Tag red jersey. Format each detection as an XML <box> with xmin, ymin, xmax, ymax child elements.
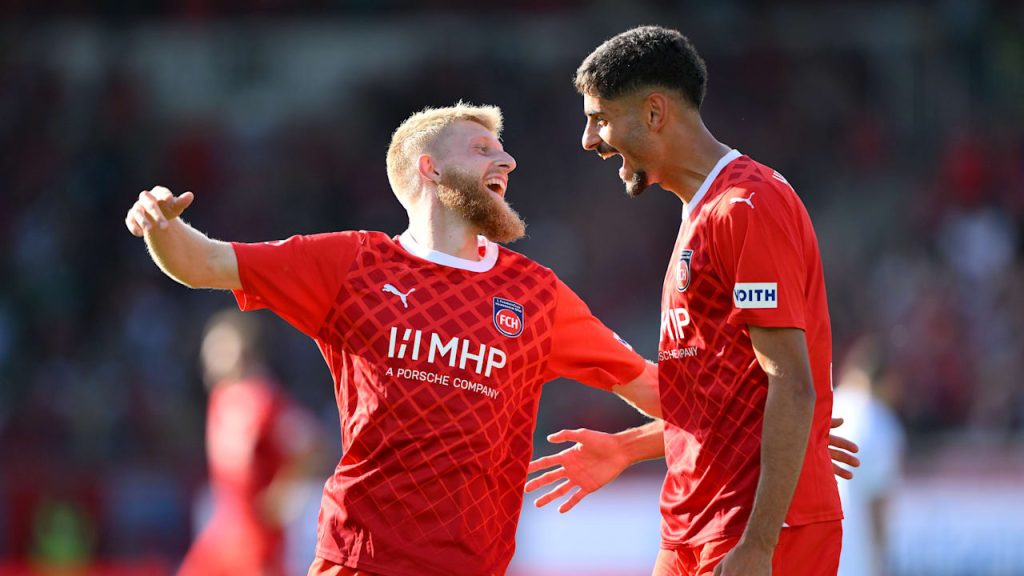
<box><xmin>658</xmin><ymin>150</ymin><xmax>842</xmax><ymax>547</ymax></box>
<box><xmin>231</xmin><ymin>230</ymin><xmax>644</xmax><ymax>576</ymax></box>
<box><xmin>206</xmin><ymin>378</ymin><xmax>303</xmax><ymax>503</ymax></box>
<box><xmin>180</xmin><ymin>378</ymin><xmax>312</xmax><ymax>576</ymax></box>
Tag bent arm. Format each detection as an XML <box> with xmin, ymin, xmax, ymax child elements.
<box><xmin>126</xmin><ymin>186</ymin><xmax>240</xmax><ymax>290</ymax></box>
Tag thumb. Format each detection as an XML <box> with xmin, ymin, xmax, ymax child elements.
<box><xmin>830</xmin><ymin>416</ymin><xmax>844</xmax><ymax>429</ymax></box>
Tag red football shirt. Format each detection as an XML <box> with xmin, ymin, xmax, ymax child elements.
<box><xmin>231</xmin><ymin>230</ymin><xmax>644</xmax><ymax>576</ymax></box>
<box><xmin>180</xmin><ymin>377</ymin><xmax>313</xmax><ymax>576</ymax></box>
<box><xmin>658</xmin><ymin>150</ymin><xmax>842</xmax><ymax>547</ymax></box>
<box><xmin>205</xmin><ymin>378</ymin><xmax>307</xmax><ymax>502</ymax></box>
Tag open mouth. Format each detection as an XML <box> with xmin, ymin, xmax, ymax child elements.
<box><xmin>484</xmin><ymin>177</ymin><xmax>507</xmax><ymax>196</ymax></box>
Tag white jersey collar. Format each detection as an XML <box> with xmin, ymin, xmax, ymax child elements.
<box><xmin>398</xmin><ymin>230</ymin><xmax>499</xmax><ymax>273</ymax></box>
<box><xmin>683</xmin><ymin>148</ymin><xmax>742</xmax><ymax>221</ymax></box>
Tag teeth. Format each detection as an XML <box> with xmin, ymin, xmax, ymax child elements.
<box><xmin>485</xmin><ymin>178</ymin><xmax>506</xmax><ymax>192</ymax></box>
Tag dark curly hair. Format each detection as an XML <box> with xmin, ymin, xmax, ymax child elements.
<box><xmin>575</xmin><ymin>26</ymin><xmax>707</xmax><ymax>109</ymax></box>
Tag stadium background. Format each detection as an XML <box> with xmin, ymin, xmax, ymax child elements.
<box><xmin>1</xmin><ymin>1</ymin><xmax>1022</xmax><ymax>574</ymax></box>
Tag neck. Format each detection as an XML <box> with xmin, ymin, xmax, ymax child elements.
<box><xmin>405</xmin><ymin>194</ymin><xmax>482</xmax><ymax>261</ymax></box>
<box><xmin>657</xmin><ymin>118</ymin><xmax>731</xmax><ymax>204</ymax></box>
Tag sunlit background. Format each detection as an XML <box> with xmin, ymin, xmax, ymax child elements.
<box><xmin>1</xmin><ymin>2</ymin><xmax>1022</xmax><ymax>575</ymax></box>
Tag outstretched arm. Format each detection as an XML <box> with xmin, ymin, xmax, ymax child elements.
<box><xmin>527</xmin><ymin>416</ymin><xmax>858</xmax><ymax>513</ymax></box>
<box><xmin>612</xmin><ymin>360</ymin><xmax>661</xmax><ymax>418</ymax></box>
<box><xmin>525</xmin><ymin>420</ymin><xmax>664</xmax><ymax>513</ymax></box>
<box><xmin>125</xmin><ymin>186</ymin><xmax>240</xmax><ymax>290</ymax></box>
<box><xmin>527</xmin><ymin>414</ymin><xmax>859</xmax><ymax>517</ymax></box>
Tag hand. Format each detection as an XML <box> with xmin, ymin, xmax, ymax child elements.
<box><xmin>828</xmin><ymin>417</ymin><xmax>861</xmax><ymax>480</ymax></box>
<box><xmin>525</xmin><ymin>428</ymin><xmax>630</xmax><ymax>513</ymax></box>
<box><xmin>713</xmin><ymin>540</ymin><xmax>773</xmax><ymax>576</ymax></box>
<box><xmin>125</xmin><ymin>186</ymin><xmax>194</xmax><ymax>237</ymax></box>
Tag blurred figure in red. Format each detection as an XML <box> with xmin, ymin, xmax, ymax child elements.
<box><xmin>178</xmin><ymin>309</ymin><xmax>321</xmax><ymax>576</ymax></box>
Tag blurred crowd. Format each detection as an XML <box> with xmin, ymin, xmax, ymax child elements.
<box><xmin>0</xmin><ymin>0</ymin><xmax>1022</xmax><ymax>569</ymax></box>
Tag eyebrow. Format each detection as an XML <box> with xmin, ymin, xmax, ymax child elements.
<box><xmin>471</xmin><ymin>135</ymin><xmax>502</xmax><ymax>148</ymax></box>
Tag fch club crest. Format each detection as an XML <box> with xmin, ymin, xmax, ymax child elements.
<box><xmin>677</xmin><ymin>249</ymin><xmax>693</xmax><ymax>292</ymax></box>
<box><xmin>493</xmin><ymin>297</ymin><xmax>525</xmax><ymax>338</ymax></box>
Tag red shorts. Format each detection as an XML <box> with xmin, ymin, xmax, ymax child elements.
<box><xmin>306</xmin><ymin>557</ymin><xmax>382</xmax><ymax>576</ymax></box>
<box><xmin>652</xmin><ymin>520</ymin><xmax>842</xmax><ymax>576</ymax></box>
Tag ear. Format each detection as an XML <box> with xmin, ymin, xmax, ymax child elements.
<box><xmin>417</xmin><ymin>154</ymin><xmax>440</xmax><ymax>184</ymax></box>
<box><xmin>644</xmin><ymin>92</ymin><xmax>670</xmax><ymax>132</ymax></box>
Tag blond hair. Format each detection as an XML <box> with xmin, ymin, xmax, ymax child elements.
<box><xmin>386</xmin><ymin>102</ymin><xmax>503</xmax><ymax>203</ymax></box>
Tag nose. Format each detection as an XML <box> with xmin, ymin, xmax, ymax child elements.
<box><xmin>581</xmin><ymin>121</ymin><xmax>601</xmax><ymax>151</ymax></box>
<box><xmin>497</xmin><ymin>150</ymin><xmax>517</xmax><ymax>173</ymax></box>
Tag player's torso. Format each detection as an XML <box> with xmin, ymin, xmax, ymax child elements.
<box><xmin>313</xmin><ymin>233</ymin><xmax>557</xmax><ymax>574</ymax></box>
<box><xmin>207</xmin><ymin>379</ymin><xmax>282</xmax><ymax>498</ymax></box>
<box><xmin>658</xmin><ymin>182</ymin><xmax>764</xmax><ymax>442</ymax></box>
<box><xmin>656</xmin><ymin>155</ymin><xmax>842</xmax><ymax>545</ymax></box>
<box><xmin>656</xmin><ymin>156</ymin><xmax>774</xmax><ymax>545</ymax></box>
<box><xmin>321</xmin><ymin>236</ymin><xmax>555</xmax><ymax>457</ymax></box>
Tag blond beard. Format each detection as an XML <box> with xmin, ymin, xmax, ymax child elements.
<box><xmin>436</xmin><ymin>168</ymin><xmax>526</xmax><ymax>244</ymax></box>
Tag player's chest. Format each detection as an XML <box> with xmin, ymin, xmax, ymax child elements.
<box><xmin>326</xmin><ymin>260</ymin><xmax>554</xmax><ymax>367</ymax></box>
<box><xmin>661</xmin><ymin>220</ymin><xmax>729</xmax><ymax>314</ymax></box>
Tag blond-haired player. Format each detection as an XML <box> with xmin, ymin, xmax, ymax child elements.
<box><xmin>127</xmin><ymin>102</ymin><xmax>857</xmax><ymax>576</ymax></box>
<box><xmin>127</xmin><ymin>103</ymin><xmax>659</xmax><ymax>576</ymax></box>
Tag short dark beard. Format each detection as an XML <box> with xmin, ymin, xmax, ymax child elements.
<box><xmin>597</xmin><ymin>142</ymin><xmax>650</xmax><ymax>197</ymax></box>
<box><xmin>436</xmin><ymin>168</ymin><xmax>526</xmax><ymax>244</ymax></box>
<box><xmin>625</xmin><ymin>170</ymin><xmax>649</xmax><ymax>197</ymax></box>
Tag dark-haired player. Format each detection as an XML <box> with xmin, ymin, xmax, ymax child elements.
<box><xmin>531</xmin><ymin>26</ymin><xmax>844</xmax><ymax>576</ymax></box>
<box><xmin>128</xmin><ymin>99</ymin><xmax>855</xmax><ymax>576</ymax></box>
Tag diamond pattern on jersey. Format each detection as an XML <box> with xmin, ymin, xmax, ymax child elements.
<box><xmin>314</xmin><ymin>233</ymin><xmax>557</xmax><ymax>575</ymax></box>
<box><xmin>657</xmin><ymin>157</ymin><xmax>840</xmax><ymax>547</ymax></box>
<box><xmin>659</xmin><ymin>197</ymin><xmax>768</xmax><ymax>545</ymax></box>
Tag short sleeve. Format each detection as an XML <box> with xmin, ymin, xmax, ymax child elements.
<box><xmin>714</xmin><ymin>182</ymin><xmax>808</xmax><ymax>330</ymax></box>
<box><xmin>546</xmin><ymin>279</ymin><xmax>646</xmax><ymax>390</ymax></box>
<box><xmin>232</xmin><ymin>231</ymin><xmax>363</xmax><ymax>337</ymax></box>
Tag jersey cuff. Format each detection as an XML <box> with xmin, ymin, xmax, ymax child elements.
<box><xmin>727</xmin><ymin>311</ymin><xmax>806</xmax><ymax>330</ymax></box>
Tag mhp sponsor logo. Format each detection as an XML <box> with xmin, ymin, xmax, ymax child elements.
<box><xmin>493</xmin><ymin>297</ymin><xmax>525</xmax><ymax>338</ymax></box>
<box><xmin>733</xmin><ymin>283</ymin><xmax>778</xmax><ymax>309</ymax></box>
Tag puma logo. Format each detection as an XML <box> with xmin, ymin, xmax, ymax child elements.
<box><xmin>729</xmin><ymin>192</ymin><xmax>755</xmax><ymax>209</ymax></box>
<box><xmin>382</xmin><ymin>284</ymin><xmax>416</xmax><ymax>309</ymax></box>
